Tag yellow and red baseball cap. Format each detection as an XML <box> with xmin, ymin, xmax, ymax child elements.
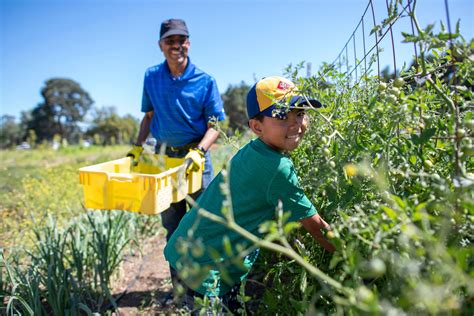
<box><xmin>246</xmin><ymin>76</ymin><xmax>322</xmax><ymax>119</ymax></box>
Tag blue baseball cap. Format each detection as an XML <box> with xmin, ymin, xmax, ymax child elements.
<box><xmin>247</xmin><ymin>76</ymin><xmax>322</xmax><ymax>119</ymax></box>
<box><xmin>160</xmin><ymin>19</ymin><xmax>189</xmax><ymax>40</ymax></box>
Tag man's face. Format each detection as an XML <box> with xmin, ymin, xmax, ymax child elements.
<box><xmin>159</xmin><ymin>35</ymin><xmax>190</xmax><ymax>65</ymax></box>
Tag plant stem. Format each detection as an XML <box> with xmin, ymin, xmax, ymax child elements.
<box><xmin>194</xmin><ymin>206</ymin><xmax>351</xmax><ymax>296</ymax></box>
<box><xmin>426</xmin><ymin>78</ymin><xmax>456</xmax><ymax>112</ymax></box>
<box><xmin>408</xmin><ymin>4</ymin><xmax>428</xmax><ymax>76</ymax></box>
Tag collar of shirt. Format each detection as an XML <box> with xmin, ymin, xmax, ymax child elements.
<box><xmin>164</xmin><ymin>57</ymin><xmax>195</xmax><ymax>81</ymax></box>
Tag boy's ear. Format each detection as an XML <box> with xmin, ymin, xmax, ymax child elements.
<box><xmin>248</xmin><ymin>119</ymin><xmax>263</xmax><ymax>136</ymax></box>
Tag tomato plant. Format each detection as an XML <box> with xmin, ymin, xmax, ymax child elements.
<box><xmin>253</xmin><ymin>22</ymin><xmax>473</xmax><ymax>316</ymax></box>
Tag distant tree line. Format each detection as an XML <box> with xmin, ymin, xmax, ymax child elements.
<box><xmin>0</xmin><ymin>78</ymin><xmax>251</xmax><ymax>149</ymax></box>
<box><xmin>0</xmin><ymin>78</ymin><xmax>141</xmax><ymax>149</ymax></box>
<box><xmin>222</xmin><ymin>81</ymin><xmax>251</xmax><ymax>135</ymax></box>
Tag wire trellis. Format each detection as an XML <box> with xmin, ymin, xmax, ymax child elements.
<box><xmin>328</xmin><ymin>0</ymin><xmax>457</xmax><ymax>87</ymax></box>
<box><xmin>323</xmin><ymin>0</ymin><xmax>469</xmax><ymax>184</ymax></box>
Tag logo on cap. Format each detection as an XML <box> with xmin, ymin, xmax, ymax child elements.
<box><xmin>277</xmin><ymin>81</ymin><xmax>292</xmax><ymax>91</ymax></box>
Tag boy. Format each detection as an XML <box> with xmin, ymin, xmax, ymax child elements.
<box><xmin>164</xmin><ymin>76</ymin><xmax>335</xmax><ymax>313</ymax></box>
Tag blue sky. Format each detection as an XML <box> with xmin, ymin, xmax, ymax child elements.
<box><xmin>1</xmin><ymin>0</ymin><xmax>472</xmax><ymax>121</ymax></box>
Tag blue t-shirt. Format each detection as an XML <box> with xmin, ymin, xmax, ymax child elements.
<box><xmin>141</xmin><ymin>58</ymin><xmax>225</xmax><ymax>147</ymax></box>
<box><xmin>164</xmin><ymin>138</ymin><xmax>317</xmax><ymax>296</ymax></box>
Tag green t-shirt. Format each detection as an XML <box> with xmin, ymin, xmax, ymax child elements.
<box><xmin>164</xmin><ymin>138</ymin><xmax>317</xmax><ymax>296</ymax></box>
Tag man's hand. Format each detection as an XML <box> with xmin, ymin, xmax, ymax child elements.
<box><xmin>127</xmin><ymin>145</ymin><xmax>144</xmax><ymax>166</ymax></box>
<box><xmin>184</xmin><ymin>147</ymin><xmax>205</xmax><ymax>173</ymax></box>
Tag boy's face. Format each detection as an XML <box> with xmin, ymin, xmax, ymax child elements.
<box><xmin>249</xmin><ymin>109</ymin><xmax>308</xmax><ymax>152</ymax></box>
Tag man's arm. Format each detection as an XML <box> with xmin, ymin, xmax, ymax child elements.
<box><xmin>135</xmin><ymin>111</ymin><xmax>154</xmax><ymax>145</ymax></box>
<box><xmin>300</xmin><ymin>214</ymin><xmax>336</xmax><ymax>253</ymax></box>
<box><xmin>196</xmin><ymin>125</ymin><xmax>220</xmax><ymax>152</ymax></box>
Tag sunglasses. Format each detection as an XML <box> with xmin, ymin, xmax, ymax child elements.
<box><xmin>162</xmin><ymin>37</ymin><xmax>188</xmax><ymax>46</ymax></box>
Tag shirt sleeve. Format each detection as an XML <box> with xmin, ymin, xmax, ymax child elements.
<box><xmin>266</xmin><ymin>159</ymin><xmax>317</xmax><ymax>222</ymax></box>
<box><xmin>141</xmin><ymin>75</ymin><xmax>153</xmax><ymax>113</ymax></box>
<box><xmin>203</xmin><ymin>77</ymin><xmax>226</xmax><ymax>123</ymax></box>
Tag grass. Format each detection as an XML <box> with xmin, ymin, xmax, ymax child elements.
<box><xmin>0</xmin><ymin>141</ymin><xmax>241</xmax><ymax>314</ymax></box>
<box><xmin>0</xmin><ymin>140</ymin><xmax>240</xmax><ymax>251</ymax></box>
<box><xmin>0</xmin><ymin>145</ymin><xmax>129</xmax><ymax>250</ymax></box>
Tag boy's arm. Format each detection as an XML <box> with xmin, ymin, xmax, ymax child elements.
<box><xmin>300</xmin><ymin>214</ymin><xmax>336</xmax><ymax>253</ymax></box>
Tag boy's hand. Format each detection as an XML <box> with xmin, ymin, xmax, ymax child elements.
<box><xmin>300</xmin><ymin>214</ymin><xmax>336</xmax><ymax>253</ymax></box>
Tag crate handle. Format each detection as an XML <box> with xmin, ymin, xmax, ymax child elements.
<box><xmin>109</xmin><ymin>175</ymin><xmax>135</xmax><ymax>182</ymax></box>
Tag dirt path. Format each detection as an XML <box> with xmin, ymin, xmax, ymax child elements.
<box><xmin>112</xmin><ymin>232</ymin><xmax>177</xmax><ymax>315</ymax></box>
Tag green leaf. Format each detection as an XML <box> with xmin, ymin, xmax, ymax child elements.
<box><xmin>415</xmin><ymin>202</ymin><xmax>428</xmax><ymax>212</ymax></box>
<box><xmin>283</xmin><ymin>222</ymin><xmax>301</xmax><ymax>234</ymax></box>
<box><xmin>401</xmin><ymin>31</ymin><xmax>419</xmax><ymax>43</ymax></box>
<box><xmin>424</xmin><ymin>23</ymin><xmax>435</xmax><ymax>34</ymax></box>
<box><xmin>419</xmin><ymin>128</ymin><xmax>436</xmax><ymax>144</ymax></box>
<box><xmin>330</xmin><ymin>255</ymin><xmax>343</xmax><ymax>269</ymax></box>
<box><xmin>411</xmin><ymin>134</ymin><xmax>420</xmax><ymax>145</ymax></box>
<box><xmin>381</xmin><ymin>205</ymin><xmax>397</xmax><ymax>220</ymax></box>
<box><xmin>300</xmin><ymin>269</ymin><xmax>307</xmax><ymax>294</ymax></box>
<box><xmin>391</xmin><ymin>195</ymin><xmax>406</xmax><ymax>209</ymax></box>
<box><xmin>222</xmin><ymin>236</ymin><xmax>233</xmax><ymax>256</ymax></box>
<box><xmin>412</xmin><ymin>211</ymin><xmax>434</xmax><ymax>222</ymax></box>
<box><xmin>370</xmin><ymin>25</ymin><xmax>381</xmax><ymax>36</ymax></box>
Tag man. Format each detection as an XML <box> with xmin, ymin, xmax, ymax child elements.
<box><xmin>127</xmin><ymin>18</ymin><xmax>226</xmax><ymax>294</ymax></box>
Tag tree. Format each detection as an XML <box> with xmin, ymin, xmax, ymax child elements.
<box><xmin>27</xmin><ymin>78</ymin><xmax>93</xmax><ymax>142</ymax></box>
<box><xmin>86</xmin><ymin>106</ymin><xmax>139</xmax><ymax>145</ymax></box>
<box><xmin>221</xmin><ymin>81</ymin><xmax>251</xmax><ymax>134</ymax></box>
<box><xmin>0</xmin><ymin>115</ymin><xmax>22</xmax><ymax>149</ymax></box>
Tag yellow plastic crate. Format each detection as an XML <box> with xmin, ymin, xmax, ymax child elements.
<box><xmin>78</xmin><ymin>154</ymin><xmax>203</xmax><ymax>215</ymax></box>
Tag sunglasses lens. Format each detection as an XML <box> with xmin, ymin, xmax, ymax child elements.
<box><xmin>165</xmin><ymin>38</ymin><xmax>187</xmax><ymax>45</ymax></box>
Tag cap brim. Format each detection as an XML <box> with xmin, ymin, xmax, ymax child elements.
<box><xmin>289</xmin><ymin>95</ymin><xmax>322</xmax><ymax>109</ymax></box>
<box><xmin>160</xmin><ymin>30</ymin><xmax>189</xmax><ymax>39</ymax></box>
<box><xmin>257</xmin><ymin>96</ymin><xmax>322</xmax><ymax>118</ymax></box>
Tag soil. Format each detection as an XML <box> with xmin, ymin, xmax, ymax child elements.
<box><xmin>111</xmin><ymin>232</ymin><xmax>179</xmax><ymax>315</ymax></box>
<box><xmin>110</xmin><ymin>231</ymin><xmax>265</xmax><ymax>316</ymax></box>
